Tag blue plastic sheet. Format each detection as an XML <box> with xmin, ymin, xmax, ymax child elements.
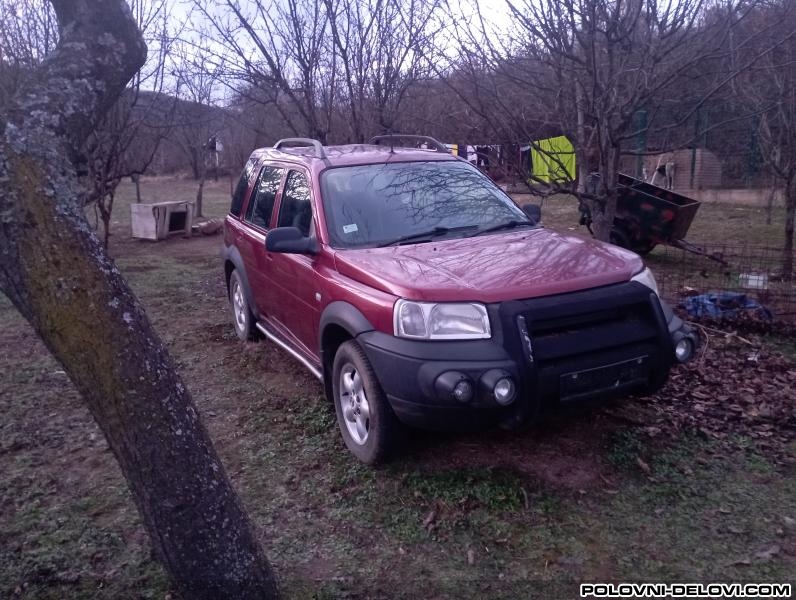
<box><xmin>680</xmin><ymin>292</ymin><xmax>772</xmax><ymax>320</ymax></box>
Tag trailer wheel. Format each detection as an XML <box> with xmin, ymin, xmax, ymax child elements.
<box><xmin>630</xmin><ymin>240</ymin><xmax>657</xmax><ymax>255</ymax></box>
<box><xmin>609</xmin><ymin>226</ymin><xmax>631</xmax><ymax>250</ymax></box>
<box><xmin>611</xmin><ymin>225</ymin><xmax>656</xmax><ymax>255</ymax></box>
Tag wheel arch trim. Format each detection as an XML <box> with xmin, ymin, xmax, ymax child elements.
<box><xmin>319</xmin><ymin>301</ymin><xmax>376</xmax><ymax>399</ymax></box>
<box><xmin>221</xmin><ymin>245</ymin><xmax>259</xmax><ymax>319</ymax></box>
<box><xmin>319</xmin><ymin>301</ymin><xmax>375</xmax><ymax>342</ymax></box>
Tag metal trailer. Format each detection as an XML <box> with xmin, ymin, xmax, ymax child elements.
<box><xmin>609</xmin><ymin>173</ymin><xmax>706</xmax><ymax>258</ymax></box>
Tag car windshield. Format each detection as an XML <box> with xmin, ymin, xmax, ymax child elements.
<box><xmin>320</xmin><ymin>161</ymin><xmax>530</xmax><ymax>248</ymax></box>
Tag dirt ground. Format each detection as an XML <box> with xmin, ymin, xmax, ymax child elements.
<box><xmin>1</xmin><ymin>177</ymin><xmax>795</xmax><ymax>599</ymax></box>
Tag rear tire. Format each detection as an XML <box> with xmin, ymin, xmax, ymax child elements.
<box><xmin>610</xmin><ymin>225</ymin><xmax>656</xmax><ymax>255</ymax></box>
<box><xmin>332</xmin><ymin>340</ymin><xmax>401</xmax><ymax>464</ymax></box>
<box><xmin>229</xmin><ymin>270</ymin><xmax>258</xmax><ymax>341</ymax></box>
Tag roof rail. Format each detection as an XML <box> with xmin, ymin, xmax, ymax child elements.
<box><xmin>273</xmin><ymin>138</ymin><xmax>326</xmax><ymax>159</ymax></box>
<box><xmin>369</xmin><ymin>134</ymin><xmax>450</xmax><ymax>154</ymax></box>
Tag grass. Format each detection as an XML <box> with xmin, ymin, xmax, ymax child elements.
<box><xmin>1</xmin><ymin>176</ymin><xmax>794</xmax><ymax>598</ymax></box>
<box><xmin>402</xmin><ymin>468</ymin><xmax>526</xmax><ymax>511</ymax></box>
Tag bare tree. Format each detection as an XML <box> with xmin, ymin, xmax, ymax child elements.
<box><xmin>1</xmin><ymin>0</ymin><xmax>179</xmax><ymax>247</ymax></box>
<box><xmin>191</xmin><ymin>0</ymin><xmax>333</xmax><ymax>141</ymax></box>
<box><xmin>169</xmin><ymin>37</ymin><xmax>227</xmax><ymax>217</ymax></box>
<box><xmin>732</xmin><ymin>1</ymin><xmax>796</xmax><ymax>278</ymax></box>
<box><xmin>0</xmin><ymin>0</ymin><xmax>59</xmax><ymax>106</ymax></box>
<box><xmin>0</xmin><ymin>0</ymin><xmax>278</xmax><ymax>597</ymax></box>
<box><xmin>192</xmin><ymin>0</ymin><xmax>441</xmax><ymax>144</ymax></box>
<box><xmin>85</xmin><ymin>0</ymin><xmax>177</xmax><ymax>246</ymax></box>
<box><xmin>443</xmin><ymin>0</ymin><xmax>774</xmax><ymax>241</ymax></box>
<box><xmin>322</xmin><ymin>0</ymin><xmax>442</xmax><ymax>141</ymax></box>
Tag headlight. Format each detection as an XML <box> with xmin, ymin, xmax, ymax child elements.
<box><xmin>393</xmin><ymin>300</ymin><xmax>491</xmax><ymax>340</ymax></box>
<box><xmin>631</xmin><ymin>267</ymin><xmax>659</xmax><ymax>296</ymax></box>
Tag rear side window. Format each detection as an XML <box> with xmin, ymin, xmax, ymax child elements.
<box><xmin>244</xmin><ymin>166</ymin><xmax>285</xmax><ymax>229</ymax></box>
<box><xmin>229</xmin><ymin>157</ymin><xmax>258</xmax><ymax>217</ymax></box>
<box><xmin>277</xmin><ymin>170</ymin><xmax>312</xmax><ymax>237</ymax></box>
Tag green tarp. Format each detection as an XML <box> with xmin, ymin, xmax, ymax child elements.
<box><xmin>531</xmin><ymin>135</ymin><xmax>576</xmax><ymax>183</ymax></box>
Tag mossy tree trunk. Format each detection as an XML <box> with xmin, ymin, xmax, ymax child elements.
<box><xmin>0</xmin><ymin>1</ymin><xmax>278</xmax><ymax>598</ymax></box>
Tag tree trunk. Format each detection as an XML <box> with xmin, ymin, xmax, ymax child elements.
<box><xmin>783</xmin><ymin>172</ymin><xmax>795</xmax><ymax>281</ymax></box>
<box><xmin>190</xmin><ymin>147</ymin><xmax>201</xmax><ymax>180</ymax></box>
<box><xmin>196</xmin><ymin>174</ymin><xmax>205</xmax><ymax>219</ymax></box>
<box><xmin>0</xmin><ymin>1</ymin><xmax>278</xmax><ymax>598</ymax></box>
<box><xmin>574</xmin><ymin>80</ymin><xmax>589</xmax><ymax>196</ymax></box>
<box><xmin>591</xmin><ymin>193</ymin><xmax>615</xmax><ymax>241</ymax></box>
<box><xmin>98</xmin><ymin>190</ymin><xmax>115</xmax><ymax>249</ymax></box>
<box><xmin>590</xmin><ymin>145</ymin><xmax>621</xmax><ymax>242</ymax></box>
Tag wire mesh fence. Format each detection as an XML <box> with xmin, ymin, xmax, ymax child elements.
<box><xmin>647</xmin><ymin>244</ymin><xmax>796</xmax><ymax>322</ymax></box>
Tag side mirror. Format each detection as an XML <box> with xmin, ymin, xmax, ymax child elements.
<box><xmin>265</xmin><ymin>227</ymin><xmax>317</xmax><ymax>254</ymax></box>
<box><xmin>522</xmin><ymin>203</ymin><xmax>542</xmax><ymax>225</ymax></box>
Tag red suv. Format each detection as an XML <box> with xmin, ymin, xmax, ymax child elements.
<box><xmin>222</xmin><ymin>135</ymin><xmax>696</xmax><ymax>464</ymax></box>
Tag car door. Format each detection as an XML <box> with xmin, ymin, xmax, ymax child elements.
<box><xmin>266</xmin><ymin>168</ymin><xmax>321</xmax><ymax>358</ymax></box>
<box><xmin>238</xmin><ymin>163</ymin><xmax>285</xmax><ymax>317</ymax></box>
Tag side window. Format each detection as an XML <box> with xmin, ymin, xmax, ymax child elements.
<box><xmin>244</xmin><ymin>165</ymin><xmax>284</xmax><ymax>229</ymax></box>
<box><xmin>230</xmin><ymin>157</ymin><xmax>258</xmax><ymax>217</ymax></box>
<box><xmin>277</xmin><ymin>171</ymin><xmax>312</xmax><ymax>237</ymax></box>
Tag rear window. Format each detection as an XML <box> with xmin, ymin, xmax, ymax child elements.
<box><xmin>276</xmin><ymin>170</ymin><xmax>313</xmax><ymax>237</ymax></box>
<box><xmin>229</xmin><ymin>157</ymin><xmax>258</xmax><ymax>217</ymax></box>
<box><xmin>244</xmin><ymin>166</ymin><xmax>284</xmax><ymax>229</ymax></box>
<box><xmin>320</xmin><ymin>161</ymin><xmax>526</xmax><ymax>248</ymax></box>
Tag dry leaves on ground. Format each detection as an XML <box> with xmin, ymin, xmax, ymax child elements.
<box><xmin>641</xmin><ymin>323</ymin><xmax>796</xmax><ymax>458</ymax></box>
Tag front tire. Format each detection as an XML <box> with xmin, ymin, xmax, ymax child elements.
<box><xmin>229</xmin><ymin>270</ymin><xmax>257</xmax><ymax>341</ymax></box>
<box><xmin>332</xmin><ymin>340</ymin><xmax>401</xmax><ymax>464</ymax></box>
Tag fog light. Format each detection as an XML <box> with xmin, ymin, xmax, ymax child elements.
<box><xmin>675</xmin><ymin>338</ymin><xmax>694</xmax><ymax>363</ymax></box>
<box><xmin>435</xmin><ymin>371</ymin><xmax>475</xmax><ymax>403</ymax></box>
<box><xmin>493</xmin><ymin>377</ymin><xmax>517</xmax><ymax>405</ymax></box>
<box><xmin>452</xmin><ymin>379</ymin><xmax>474</xmax><ymax>403</ymax></box>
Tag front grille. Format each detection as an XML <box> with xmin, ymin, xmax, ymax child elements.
<box><xmin>498</xmin><ymin>282</ymin><xmax>669</xmax><ymax>402</ymax></box>
<box><xmin>526</xmin><ymin>301</ymin><xmax>657</xmax><ymax>361</ymax></box>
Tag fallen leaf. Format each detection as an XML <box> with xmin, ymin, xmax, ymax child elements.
<box><xmin>727</xmin><ymin>526</ymin><xmax>744</xmax><ymax>535</ymax></box>
<box><xmin>422</xmin><ymin>508</ymin><xmax>437</xmax><ymax>530</ymax></box>
<box><xmin>754</xmin><ymin>544</ymin><xmax>781</xmax><ymax>562</ymax></box>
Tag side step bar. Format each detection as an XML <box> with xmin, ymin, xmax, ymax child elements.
<box><xmin>255</xmin><ymin>322</ymin><xmax>323</xmax><ymax>381</ymax></box>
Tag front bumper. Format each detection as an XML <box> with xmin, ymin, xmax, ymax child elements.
<box><xmin>359</xmin><ymin>282</ymin><xmax>695</xmax><ymax>430</ymax></box>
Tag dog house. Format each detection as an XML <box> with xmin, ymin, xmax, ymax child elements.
<box><xmin>131</xmin><ymin>201</ymin><xmax>194</xmax><ymax>241</ymax></box>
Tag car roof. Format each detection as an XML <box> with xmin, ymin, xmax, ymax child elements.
<box><xmin>250</xmin><ymin>143</ymin><xmax>460</xmax><ymax>170</ymax></box>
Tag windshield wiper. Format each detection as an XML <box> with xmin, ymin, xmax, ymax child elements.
<box><xmin>377</xmin><ymin>225</ymin><xmax>478</xmax><ymax>247</ymax></box>
<box><xmin>467</xmin><ymin>219</ymin><xmax>536</xmax><ymax>238</ymax></box>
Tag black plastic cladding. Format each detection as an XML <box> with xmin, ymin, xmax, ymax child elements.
<box><xmin>495</xmin><ymin>281</ymin><xmax>673</xmax><ymax>403</ymax></box>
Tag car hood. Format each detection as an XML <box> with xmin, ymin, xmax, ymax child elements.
<box><xmin>332</xmin><ymin>228</ymin><xmax>644</xmax><ymax>303</ymax></box>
